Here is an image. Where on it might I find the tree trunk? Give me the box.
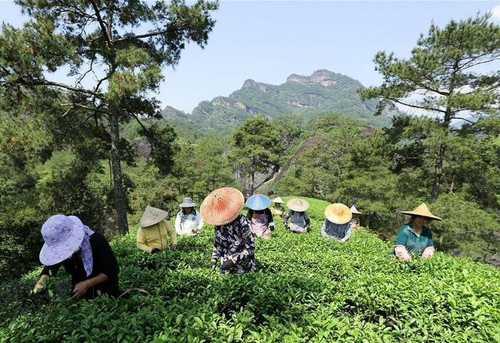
[109,112,129,234]
[431,111,452,201]
[250,172,255,196]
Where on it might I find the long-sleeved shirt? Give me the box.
[137,219,176,253]
[41,232,119,298]
[211,215,256,274]
[175,210,204,236]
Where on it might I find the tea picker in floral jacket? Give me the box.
[201,187,256,274]
[32,215,120,299]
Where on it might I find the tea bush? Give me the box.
[1,198,499,342]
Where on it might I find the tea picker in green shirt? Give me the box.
[394,203,442,262]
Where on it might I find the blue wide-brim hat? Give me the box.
[39,215,85,267]
[246,194,272,211]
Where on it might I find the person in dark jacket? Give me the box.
[32,215,119,299]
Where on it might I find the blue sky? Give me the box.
[1,1,499,112]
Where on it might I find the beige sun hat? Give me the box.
[273,197,284,204]
[140,206,169,228]
[287,198,310,212]
[200,187,245,226]
[325,203,352,225]
[350,205,362,215]
[400,203,442,221]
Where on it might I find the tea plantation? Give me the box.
[1,198,499,342]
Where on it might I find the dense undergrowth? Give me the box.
[1,198,499,342]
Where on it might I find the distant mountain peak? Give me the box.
[242,79,258,88]
[286,69,338,87]
[161,68,395,131]
[241,79,272,92]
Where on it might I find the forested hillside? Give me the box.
[161,70,395,132]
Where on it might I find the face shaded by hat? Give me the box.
[325,203,352,225]
[287,198,310,212]
[201,187,244,226]
[140,206,169,228]
[400,203,442,221]
[39,215,85,267]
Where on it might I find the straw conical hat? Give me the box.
[400,203,442,221]
[350,205,362,215]
[273,197,284,204]
[325,203,352,225]
[200,187,244,226]
[140,206,169,228]
[287,198,310,212]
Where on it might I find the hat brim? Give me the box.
[400,211,442,221]
[39,217,85,266]
[325,204,352,225]
[180,203,196,208]
[140,206,169,228]
[201,187,245,226]
[287,199,310,212]
[246,195,272,211]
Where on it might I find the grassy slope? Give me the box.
[1,198,499,342]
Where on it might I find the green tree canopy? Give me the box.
[0,0,218,233]
[361,13,500,199]
[230,116,286,195]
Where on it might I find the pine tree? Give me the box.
[0,0,218,233]
[361,14,500,199]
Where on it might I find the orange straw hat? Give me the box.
[400,203,442,221]
[325,203,352,225]
[200,187,245,226]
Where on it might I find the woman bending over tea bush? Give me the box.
[201,187,256,274]
[394,203,441,261]
[246,194,275,240]
[137,206,177,253]
[284,198,311,233]
[321,203,353,242]
[32,215,120,299]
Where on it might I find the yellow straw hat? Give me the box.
[287,198,310,212]
[200,187,245,226]
[325,203,352,225]
[400,203,442,221]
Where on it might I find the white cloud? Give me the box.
[491,5,500,20]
